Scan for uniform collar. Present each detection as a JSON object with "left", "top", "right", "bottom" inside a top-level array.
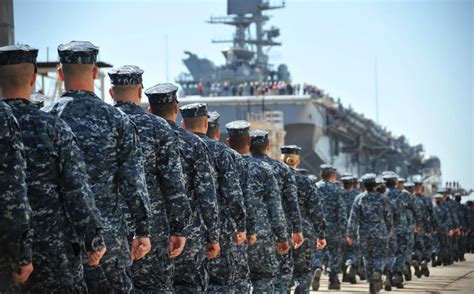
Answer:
[
  {"left": 3, "top": 98, "right": 30, "bottom": 106},
  {"left": 62, "top": 89, "right": 99, "bottom": 99},
  {"left": 114, "top": 100, "right": 144, "bottom": 112}
]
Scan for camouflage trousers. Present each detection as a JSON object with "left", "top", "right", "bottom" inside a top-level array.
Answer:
[
  {"left": 292, "top": 238, "right": 316, "bottom": 294},
  {"left": 384, "top": 233, "right": 397, "bottom": 273},
  {"left": 23, "top": 240, "right": 88, "bottom": 294},
  {"left": 233, "top": 242, "right": 251, "bottom": 294},
  {"left": 207, "top": 229, "right": 237, "bottom": 294},
  {"left": 405, "top": 227, "right": 415, "bottom": 265},
  {"left": 274, "top": 235, "right": 293, "bottom": 294},
  {"left": 248, "top": 236, "right": 279, "bottom": 293},
  {"left": 359, "top": 235, "right": 386, "bottom": 283},
  {"left": 413, "top": 232, "right": 432, "bottom": 262},
  {"left": 344, "top": 242, "right": 360, "bottom": 268},
  {"left": 392, "top": 229, "right": 410, "bottom": 273},
  {"left": 131, "top": 237, "right": 174, "bottom": 293},
  {"left": 312, "top": 236, "right": 343, "bottom": 276},
  {"left": 173, "top": 229, "right": 208, "bottom": 293}
]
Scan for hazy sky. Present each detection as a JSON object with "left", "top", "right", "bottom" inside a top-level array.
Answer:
[{"left": 14, "top": 0, "right": 473, "bottom": 189}]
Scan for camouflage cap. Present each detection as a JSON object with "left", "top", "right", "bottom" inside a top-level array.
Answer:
[
  {"left": 226, "top": 120, "right": 251, "bottom": 137},
  {"left": 382, "top": 171, "right": 398, "bottom": 181},
  {"left": 398, "top": 177, "right": 406, "bottom": 183},
  {"left": 208, "top": 111, "right": 220, "bottom": 128},
  {"left": 437, "top": 187, "right": 449, "bottom": 194},
  {"left": 341, "top": 175, "right": 354, "bottom": 183},
  {"left": 280, "top": 145, "right": 302, "bottom": 155},
  {"left": 320, "top": 164, "right": 336, "bottom": 173},
  {"left": 145, "top": 83, "right": 179, "bottom": 104},
  {"left": 404, "top": 182, "right": 415, "bottom": 189},
  {"left": 296, "top": 168, "right": 309, "bottom": 175},
  {"left": 250, "top": 130, "right": 269, "bottom": 146},
  {"left": 375, "top": 175, "right": 386, "bottom": 185},
  {"left": 0, "top": 44, "right": 38, "bottom": 66},
  {"left": 180, "top": 103, "right": 208, "bottom": 118},
  {"left": 58, "top": 41, "right": 99, "bottom": 64},
  {"left": 361, "top": 173, "right": 377, "bottom": 184},
  {"left": 108, "top": 65, "right": 144, "bottom": 86},
  {"left": 433, "top": 193, "right": 443, "bottom": 199}
]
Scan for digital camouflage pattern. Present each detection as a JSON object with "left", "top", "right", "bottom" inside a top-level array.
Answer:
[
  {"left": 292, "top": 170, "right": 326, "bottom": 294},
  {"left": 0, "top": 101, "right": 32, "bottom": 291},
  {"left": 57, "top": 41, "right": 99, "bottom": 64},
  {"left": 6, "top": 98, "right": 104, "bottom": 293},
  {"left": 44, "top": 89, "right": 150, "bottom": 293},
  {"left": 108, "top": 65, "right": 144, "bottom": 86},
  {"left": 231, "top": 151, "right": 257, "bottom": 292},
  {"left": 165, "top": 120, "right": 219, "bottom": 292},
  {"left": 115, "top": 101, "right": 192, "bottom": 292},
  {"left": 348, "top": 191, "right": 393, "bottom": 283},
  {"left": 0, "top": 45, "right": 38, "bottom": 66},
  {"left": 241, "top": 154, "right": 288, "bottom": 293},
  {"left": 385, "top": 187, "right": 421, "bottom": 273},
  {"left": 313, "top": 179, "right": 347, "bottom": 277},
  {"left": 413, "top": 193, "right": 434, "bottom": 263},
  {"left": 194, "top": 133, "right": 246, "bottom": 293},
  {"left": 251, "top": 152, "right": 302, "bottom": 292}
]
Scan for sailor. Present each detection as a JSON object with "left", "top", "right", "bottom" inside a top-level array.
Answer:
[
  {"left": 44, "top": 41, "right": 151, "bottom": 293},
  {"left": 403, "top": 182, "right": 416, "bottom": 282},
  {"left": 340, "top": 175, "right": 359, "bottom": 284},
  {"left": 249, "top": 130, "right": 303, "bottom": 293},
  {"left": 145, "top": 83, "right": 220, "bottom": 293},
  {"left": 0, "top": 99, "right": 32, "bottom": 290},
  {"left": 180, "top": 103, "right": 246, "bottom": 293},
  {"left": 311, "top": 164, "right": 347, "bottom": 290},
  {"left": 227, "top": 122, "right": 289, "bottom": 292},
  {"left": 1, "top": 44, "right": 106, "bottom": 292},
  {"left": 383, "top": 171, "right": 421, "bottom": 289},
  {"left": 432, "top": 191, "right": 455, "bottom": 266},
  {"left": 411, "top": 179, "right": 434, "bottom": 278},
  {"left": 347, "top": 173, "right": 393, "bottom": 294},
  {"left": 108, "top": 66, "right": 192, "bottom": 292},
  {"left": 281, "top": 145, "right": 327, "bottom": 294},
  {"left": 207, "top": 112, "right": 257, "bottom": 293},
  {"left": 439, "top": 188, "right": 459, "bottom": 265},
  {"left": 453, "top": 192, "right": 469, "bottom": 262}
]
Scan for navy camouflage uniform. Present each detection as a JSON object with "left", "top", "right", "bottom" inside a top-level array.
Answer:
[
  {"left": 145, "top": 84, "right": 219, "bottom": 293},
  {"left": 45, "top": 41, "right": 151, "bottom": 293},
  {"left": 289, "top": 162, "right": 325, "bottom": 294},
  {"left": 110, "top": 66, "right": 192, "bottom": 293},
  {"left": 0, "top": 100, "right": 32, "bottom": 292},
  {"left": 432, "top": 194, "right": 453, "bottom": 264},
  {"left": 181, "top": 103, "right": 246, "bottom": 293},
  {"left": 250, "top": 132, "right": 302, "bottom": 294},
  {"left": 347, "top": 174, "right": 393, "bottom": 286},
  {"left": 413, "top": 188, "right": 434, "bottom": 264},
  {"left": 2, "top": 44, "right": 105, "bottom": 293},
  {"left": 384, "top": 172, "right": 421, "bottom": 278},
  {"left": 341, "top": 176, "right": 361, "bottom": 273},
  {"left": 313, "top": 165, "right": 347, "bottom": 280}
]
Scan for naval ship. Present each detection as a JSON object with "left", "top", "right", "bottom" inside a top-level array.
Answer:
[
  {"left": 174, "top": 0, "right": 442, "bottom": 194},
  {"left": 0, "top": 0, "right": 443, "bottom": 194}
]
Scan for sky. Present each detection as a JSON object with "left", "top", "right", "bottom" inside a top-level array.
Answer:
[{"left": 13, "top": 0, "right": 474, "bottom": 190}]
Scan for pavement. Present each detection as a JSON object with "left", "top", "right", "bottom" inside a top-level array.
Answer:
[{"left": 309, "top": 254, "right": 474, "bottom": 293}]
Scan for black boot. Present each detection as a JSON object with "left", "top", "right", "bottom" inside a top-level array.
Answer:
[
  {"left": 392, "top": 272, "right": 404, "bottom": 289},
  {"left": 372, "top": 272, "right": 382, "bottom": 293},
  {"left": 421, "top": 260, "right": 430, "bottom": 277},
  {"left": 412, "top": 260, "right": 422, "bottom": 278},
  {"left": 384, "top": 271, "right": 392, "bottom": 291},
  {"left": 342, "top": 266, "right": 349, "bottom": 283},
  {"left": 328, "top": 274, "right": 341, "bottom": 290},
  {"left": 346, "top": 265, "right": 357, "bottom": 284},
  {"left": 432, "top": 254, "right": 438, "bottom": 267},
  {"left": 404, "top": 264, "right": 412, "bottom": 281},
  {"left": 357, "top": 267, "right": 366, "bottom": 281},
  {"left": 311, "top": 268, "right": 322, "bottom": 291}
]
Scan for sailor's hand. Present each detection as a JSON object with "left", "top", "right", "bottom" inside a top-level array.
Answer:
[
  {"left": 12, "top": 263, "right": 33, "bottom": 284},
  {"left": 317, "top": 239, "right": 327, "bottom": 250},
  {"left": 247, "top": 234, "right": 257, "bottom": 246},
  {"left": 131, "top": 237, "right": 151, "bottom": 260},
  {"left": 87, "top": 246, "right": 107, "bottom": 266},
  {"left": 235, "top": 231, "right": 247, "bottom": 245},
  {"left": 169, "top": 236, "right": 186, "bottom": 258},
  {"left": 207, "top": 242, "right": 220, "bottom": 259},
  {"left": 346, "top": 237, "right": 353, "bottom": 246},
  {"left": 291, "top": 232, "right": 304, "bottom": 250},
  {"left": 276, "top": 242, "right": 290, "bottom": 255}
]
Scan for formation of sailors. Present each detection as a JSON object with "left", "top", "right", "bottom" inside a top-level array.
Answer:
[{"left": 0, "top": 41, "right": 471, "bottom": 294}]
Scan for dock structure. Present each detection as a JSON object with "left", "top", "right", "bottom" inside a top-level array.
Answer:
[{"left": 310, "top": 254, "right": 474, "bottom": 293}]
